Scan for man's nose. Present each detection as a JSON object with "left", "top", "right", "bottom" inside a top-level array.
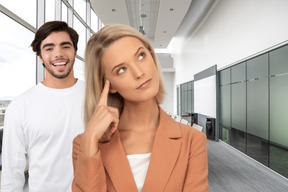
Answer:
[{"left": 54, "top": 46, "right": 64, "bottom": 58}]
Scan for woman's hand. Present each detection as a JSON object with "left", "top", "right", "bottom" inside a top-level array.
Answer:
[{"left": 80, "top": 80, "right": 119, "bottom": 156}]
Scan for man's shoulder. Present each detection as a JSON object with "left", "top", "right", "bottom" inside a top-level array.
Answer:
[
  {"left": 10, "top": 84, "right": 41, "bottom": 103},
  {"left": 5, "top": 84, "right": 41, "bottom": 115}
]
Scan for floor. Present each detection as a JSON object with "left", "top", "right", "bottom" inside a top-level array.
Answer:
[{"left": 207, "top": 139, "right": 288, "bottom": 192}]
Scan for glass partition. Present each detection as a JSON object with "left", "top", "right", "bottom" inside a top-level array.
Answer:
[
  {"left": 246, "top": 54, "right": 269, "bottom": 139},
  {"left": 231, "top": 63, "right": 246, "bottom": 132},
  {"left": 219, "top": 44, "right": 288, "bottom": 178}
]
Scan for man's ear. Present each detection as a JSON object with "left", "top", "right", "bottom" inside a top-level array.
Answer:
[{"left": 38, "top": 55, "right": 44, "bottom": 63}]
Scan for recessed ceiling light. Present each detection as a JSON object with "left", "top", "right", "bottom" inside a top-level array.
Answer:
[{"left": 141, "top": 13, "right": 147, "bottom": 18}]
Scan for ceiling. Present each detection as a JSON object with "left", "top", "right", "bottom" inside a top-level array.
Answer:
[{"left": 89, "top": 0, "right": 193, "bottom": 49}]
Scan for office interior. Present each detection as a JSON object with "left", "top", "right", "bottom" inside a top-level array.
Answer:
[{"left": 0, "top": 0, "right": 288, "bottom": 191}]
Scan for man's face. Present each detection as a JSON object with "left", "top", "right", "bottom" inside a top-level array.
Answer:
[{"left": 39, "top": 31, "right": 76, "bottom": 79}]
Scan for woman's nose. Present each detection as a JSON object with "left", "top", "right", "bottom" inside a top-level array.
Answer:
[{"left": 132, "top": 64, "right": 144, "bottom": 79}]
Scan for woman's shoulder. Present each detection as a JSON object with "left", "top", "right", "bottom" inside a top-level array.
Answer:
[{"left": 175, "top": 121, "right": 207, "bottom": 142}]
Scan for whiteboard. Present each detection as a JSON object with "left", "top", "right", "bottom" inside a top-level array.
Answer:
[{"left": 194, "top": 75, "right": 216, "bottom": 118}]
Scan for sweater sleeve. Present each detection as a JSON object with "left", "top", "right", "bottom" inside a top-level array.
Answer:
[
  {"left": 1, "top": 103, "right": 27, "bottom": 191},
  {"left": 183, "top": 131, "right": 209, "bottom": 192},
  {"left": 72, "top": 135, "right": 107, "bottom": 192}
]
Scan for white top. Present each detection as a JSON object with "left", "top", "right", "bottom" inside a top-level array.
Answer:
[
  {"left": 127, "top": 153, "right": 151, "bottom": 192},
  {"left": 1, "top": 80, "right": 85, "bottom": 192}
]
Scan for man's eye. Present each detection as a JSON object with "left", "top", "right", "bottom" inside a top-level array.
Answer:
[
  {"left": 117, "top": 67, "right": 126, "bottom": 74},
  {"left": 45, "top": 48, "right": 52, "bottom": 51}
]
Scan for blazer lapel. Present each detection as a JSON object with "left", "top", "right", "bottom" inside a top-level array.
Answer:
[
  {"left": 142, "top": 108, "right": 182, "bottom": 191},
  {"left": 99, "top": 131, "right": 138, "bottom": 192}
]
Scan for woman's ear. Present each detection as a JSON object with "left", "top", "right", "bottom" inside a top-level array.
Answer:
[{"left": 109, "top": 88, "right": 117, "bottom": 94}]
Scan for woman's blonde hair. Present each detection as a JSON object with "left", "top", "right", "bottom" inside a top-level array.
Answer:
[{"left": 84, "top": 24, "right": 165, "bottom": 126}]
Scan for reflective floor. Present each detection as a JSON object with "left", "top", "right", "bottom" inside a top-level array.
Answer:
[{"left": 221, "top": 127, "right": 288, "bottom": 178}]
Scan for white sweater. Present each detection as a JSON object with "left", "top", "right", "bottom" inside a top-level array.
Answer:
[{"left": 1, "top": 81, "right": 85, "bottom": 192}]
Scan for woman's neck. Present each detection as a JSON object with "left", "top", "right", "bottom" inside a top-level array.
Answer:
[{"left": 119, "top": 99, "right": 160, "bottom": 132}]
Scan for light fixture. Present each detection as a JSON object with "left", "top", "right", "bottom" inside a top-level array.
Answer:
[{"left": 139, "top": 26, "right": 145, "bottom": 35}]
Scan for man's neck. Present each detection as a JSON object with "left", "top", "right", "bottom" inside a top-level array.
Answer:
[{"left": 42, "top": 76, "right": 77, "bottom": 89}]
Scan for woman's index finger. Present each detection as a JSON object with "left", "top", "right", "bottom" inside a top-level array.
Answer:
[{"left": 98, "top": 80, "right": 110, "bottom": 106}]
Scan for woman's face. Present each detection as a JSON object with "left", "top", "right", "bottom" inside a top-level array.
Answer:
[{"left": 103, "top": 36, "right": 159, "bottom": 104}]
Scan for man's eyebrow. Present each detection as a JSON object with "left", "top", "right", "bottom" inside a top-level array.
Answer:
[
  {"left": 60, "top": 41, "right": 73, "bottom": 46},
  {"left": 42, "top": 43, "right": 55, "bottom": 49},
  {"left": 42, "top": 41, "right": 72, "bottom": 49}
]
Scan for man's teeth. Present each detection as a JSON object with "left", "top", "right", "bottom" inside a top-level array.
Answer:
[{"left": 54, "top": 62, "right": 66, "bottom": 66}]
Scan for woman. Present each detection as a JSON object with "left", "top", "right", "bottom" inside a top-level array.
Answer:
[{"left": 72, "top": 24, "right": 208, "bottom": 192}]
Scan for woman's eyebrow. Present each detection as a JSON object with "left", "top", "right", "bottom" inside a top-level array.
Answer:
[
  {"left": 111, "top": 47, "right": 145, "bottom": 72},
  {"left": 112, "top": 63, "right": 124, "bottom": 72},
  {"left": 134, "top": 47, "right": 144, "bottom": 56}
]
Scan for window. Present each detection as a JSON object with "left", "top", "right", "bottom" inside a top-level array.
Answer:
[
  {"left": 0, "top": 13, "right": 36, "bottom": 126},
  {"left": 73, "top": 15, "right": 86, "bottom": 58},
  {"left": 74, "top": 0, "right": 86, "bottom": 22},
  {"left": 1, "top": 0, "right": 36, "bottom": 27}
]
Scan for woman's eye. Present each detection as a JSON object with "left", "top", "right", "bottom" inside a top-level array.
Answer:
[
  {"left": 117, "top": 67, "right": 126, "bottom": 74},
  {"left": 138, "top": 53, "right": 145, "bottom": 60}
]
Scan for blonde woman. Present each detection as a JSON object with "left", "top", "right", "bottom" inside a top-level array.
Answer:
[{"left": 72, "top": 24, "right": 208, "bottom": 192}]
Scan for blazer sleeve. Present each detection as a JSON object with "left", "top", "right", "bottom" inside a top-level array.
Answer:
[
  {"left": 183, "top": 131, "right": 209, "bottom": 192},
  {"left": 72, "top": 135, "right": 107, "bottom": 192}
]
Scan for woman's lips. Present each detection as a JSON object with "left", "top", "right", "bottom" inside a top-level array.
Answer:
[{"left": 137, "top": 79, "right": 152, "bottom": 89}]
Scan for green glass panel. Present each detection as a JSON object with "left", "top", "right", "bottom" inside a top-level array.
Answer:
[
  {"left": 270, "top": 75, "right": 288, "bottom": 147},
  {"left": 220, "top": 85, "right": 231, "bottom": 127},
  {"left": 232, "top": 83, "right": 246, "bottom": 132},
  {"left": 188, "top": 91, "right": 192, "bottom": 113},
  {"left": 222, "top": 127, "right": 230, "bottom": 143},
  {"left": 220, "top": 68, "right": 230, "bottom": 85},
  {"left": 231, "top": 62, "right": 246, "bottom": 83},
  {"left": 247, "top": 54, "right": 268, "bottom": 79},
  {"left": 270, "top": 45, "right": 288, "bottom": 75},
  {"left": 247, "top": 79, "right": 268, "bottom": 139}
]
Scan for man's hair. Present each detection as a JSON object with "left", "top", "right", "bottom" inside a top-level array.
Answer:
[{"left": 30, "top": 21, "right": 79, "bottom": 56}]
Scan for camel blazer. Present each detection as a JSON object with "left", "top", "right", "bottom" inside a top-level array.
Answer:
[{"left": 72, "top": 108, "right": 208, "bottom": 192}]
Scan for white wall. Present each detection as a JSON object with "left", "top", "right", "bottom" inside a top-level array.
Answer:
[
  {"left": 156, "top": 53, "right": 175, "bottom": 113},
  {"left": 160, "top": 72, "right": 174, "bottom": 113},
  {"left": 171, "top": 0, "right": 288, "bottom": 113}
]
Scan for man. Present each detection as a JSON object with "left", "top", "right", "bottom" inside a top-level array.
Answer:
[{"left": 1, "top": 21, "right": 85, "bottom": 191}]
